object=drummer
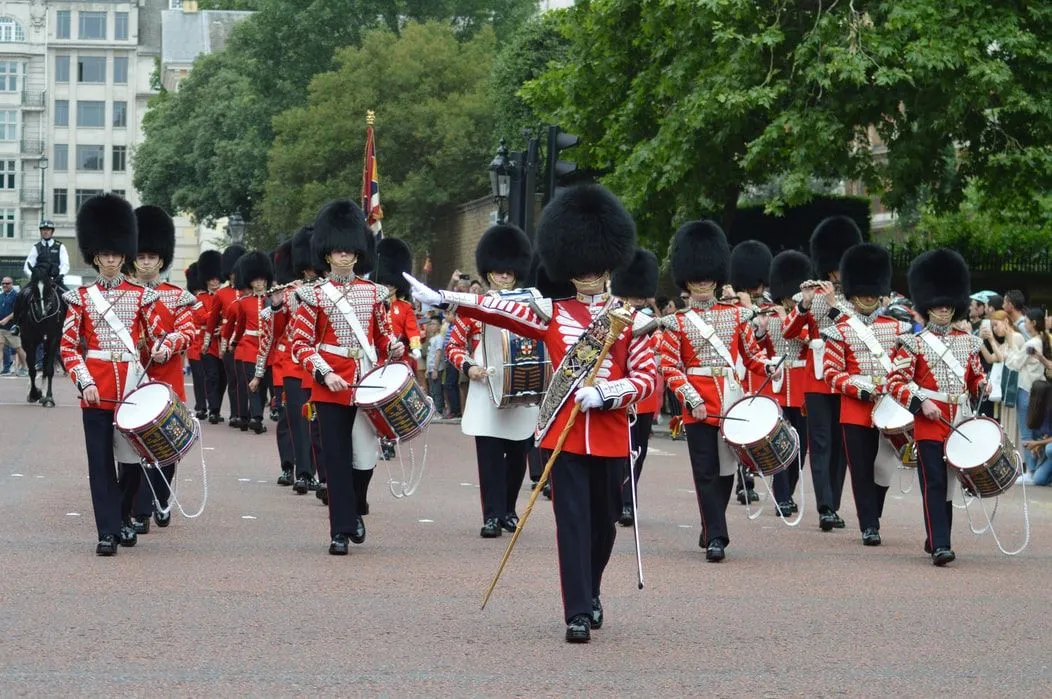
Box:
[821,244,912,546]
[59,194,177,556]
[445,224,537,539]
[288,200,404,555]
[127,205,198,533]
[659,221,781,562]
[886,249,987,566]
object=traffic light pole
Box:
[522,136,539,242]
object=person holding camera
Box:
[1009,309,1052,474]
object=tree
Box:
[524,1,1052,252]
[261,22,498,249]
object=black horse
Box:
[12,262,66,407]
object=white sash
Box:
[845,316,893,374]
[918,331,972,429]
[319,281,377,364]
[683,310,743,476]
[684,310,741,380]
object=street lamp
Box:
[489,139,511,223]
[227,213,245,244]
[37,156,48,217]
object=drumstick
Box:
[749,356,786,403]
[708,414,749,422]
[77,393,136,406]
[938,415,972,443]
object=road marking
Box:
[238,478,252,482]
[256,480,268,483]
[241,515,257,520]
[677,488,695,494]
[12,473,23,477]
[203,447,215,451]
[418,519,434,523]
[649,447,675,456]
[677,524,692,529]
[459,482,473,486]
[66,512,80,516]
[35,475,44,479]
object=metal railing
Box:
[19,188,42,205]
[20,139,44,155]
[21,90,45,108]
[888,243,1052,274]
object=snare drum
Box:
[355,363,434,442]
[872,395,916,467]
[481,289,551,408]
[944,417,1020,498]
[720,395,799,477]
[115,382,199,467]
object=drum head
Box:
[872,396,912,430]
[483,325,507,405]
[946,418,1000,468]
[722,395,780,446]
[115,382,171,430]
[356,363,412,406]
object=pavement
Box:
[2,374,1052,696]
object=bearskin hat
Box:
[810,215,863,280]
[76,193,137,270]
[840,243,892,299]
[769,250,812,302]
[529,254,576,300]
[184,263,202,293]
[272,240,295,285]
[670,220,730,291]
[291,225,315,275]
[198,249,222,284]
[375,237,413,297]
[907,248,970,321]
[537,184,636,282]
[221,244,246,280]
[611,248,659,299]
[476,224,533,284]
[312,200,371,269]
[235,250,274,290]
[134,205,176,272]
[730,240,773,291]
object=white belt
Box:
[85,349,137,362]
[318,342,363,359]
[787,359,807,369]
[915,387,967,405]
[686,366,733,378]
[848,374,886,388]
[242,330,259,337]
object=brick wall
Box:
[426,196,496,288]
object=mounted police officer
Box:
[23,220,69,290]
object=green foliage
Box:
[261,22,498,250]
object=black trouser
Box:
[528,447,543,483]
[310,404,325,482]
[134,464,176,519]
[916,439,954,550]
[773,406,807,503]
[223,352,239,419]
[283,377,313,478]
[189,358,207,413]
[685,422,735,547]
[443,367,461,417]
[82,408,139,538]
[236,360,264,421]
[203,354,226,416]
[474,435,531,521]
[273,385,295,470]
[842,425,889,532]
[622,412,654,508]
[546,450,621,623]
[805,392,846,514]
[314,402,361,537]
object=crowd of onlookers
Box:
[0,276,29,377]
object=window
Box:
[170,1,184,9]
[55,55,70,83]
[113,101,127,128]
[0,111,15,141]
[111,189,126,199]
[54,100,69,127]
[76,101,105,127]
[76,189,103,211]
[0,160,14,189]
[76,145,105,171]
[114,56,128,84]
[0,62,18,92]
[115,12,129,40]
[0,17,26,43]
[112,146,127,172]
[77,56,105,83]
[0,209,14,239]
[54,144,68,171]
[78,11,107,40]
[53,189,68,216]
[56,11,71,39]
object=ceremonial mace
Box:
[481,306,634,610]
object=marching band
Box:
[56,185,1026,643]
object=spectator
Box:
[469,279,484,295]
[982,310,1024,440]
[1003,289,1029,339]
[968,292,990,333]
[655,296,669,315]
[1010,309,1052,472]
[985,293,1003,315]
[1020,380,1052,485]
[447,269,472,293]
[441,317,462,418]
[0,276,28,377]
[424,316,446,415]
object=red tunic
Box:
[289,277,398,406]
[204,285,237,357]
[232,293,266,366]
[446,290,657,458]
[389,297,422,364]
[187,291,211,361]
[138,280,198,401]
[60,278,175,408]
[445,314,482,374]
[822,314,912,426]
[783,292,850,396]
[634,331,662,415]
[257,292,292,385]
[219,291,244,355]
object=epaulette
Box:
[961,333,982,354]
[295,283,318,306]
[896,333,919,353]
[659,313,680,331]
[373,282,391,303]
[739,306,757,322]
[632,311,660,338]
[530,296,553,324]
[821,325,843,343]
[62,288,82,307]
[175,289,197,308]
[260,306,273,321]
[140,287,160,306]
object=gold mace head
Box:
[607,306,634,340]
[366,110,376,125]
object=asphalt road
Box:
[1,375,1051,696]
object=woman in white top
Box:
[1008,309,1052,472]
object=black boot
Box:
[250,418,267,434]
[353,469,373,515]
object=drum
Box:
[872,395,917,467]
[720,395,799,476]
[481,289,551,408]
[945,417,1020,498]
[114,382,199,467]
[355,362,434,442]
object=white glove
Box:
[574,386,603,412]
[410,348,422,360]
[403,272,443,307]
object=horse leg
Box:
[42,336,57,407]
[26,341,41,403]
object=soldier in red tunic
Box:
[822,244,913,546]
[289,201,404,555]
[258,241,297,484]
[203,245,245,424]
[660,222,780,563]
[59,194,176,556]
[406,184,658,644]
[887,249,987,566]
[197,249,224,422]
[230,251,274,434]
[127,205,197,533]
[184,262,210,419]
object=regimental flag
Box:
[361,111,383,241]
